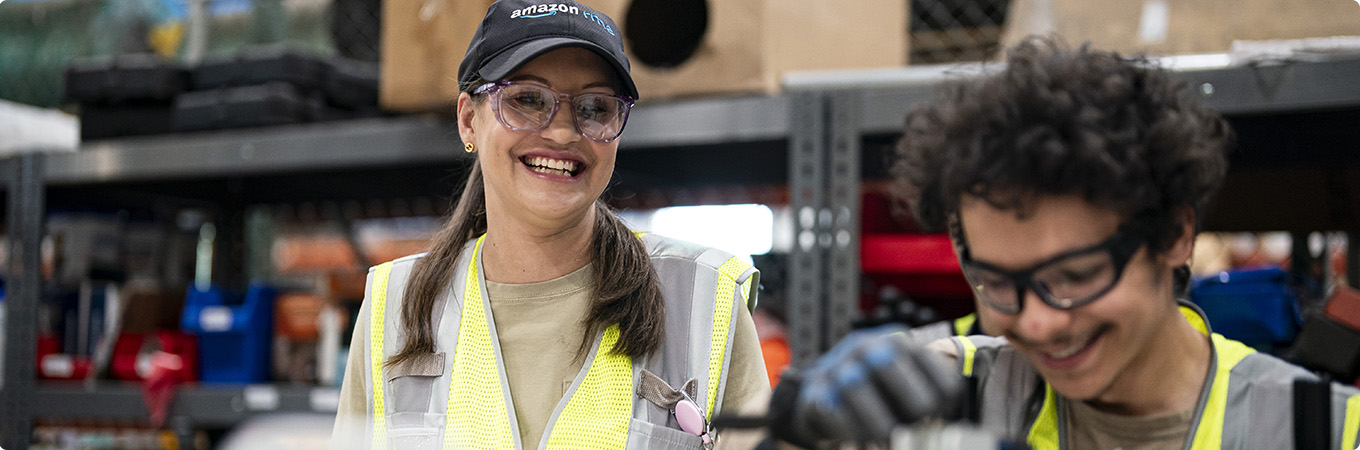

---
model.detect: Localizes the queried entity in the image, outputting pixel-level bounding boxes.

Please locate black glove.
[768,324,965,447]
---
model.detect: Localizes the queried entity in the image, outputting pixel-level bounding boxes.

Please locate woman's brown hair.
[385,86,664,368]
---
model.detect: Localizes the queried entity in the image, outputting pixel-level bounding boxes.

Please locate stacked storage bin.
[65,54,186,139]
[65,47,381,138]
[180,284,277,383]
[176,46,380,132]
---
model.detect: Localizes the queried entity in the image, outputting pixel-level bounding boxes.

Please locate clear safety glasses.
[474,81,635,143]
[958,225,1147,314]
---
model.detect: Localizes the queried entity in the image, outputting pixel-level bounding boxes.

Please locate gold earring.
[464,142,476,153]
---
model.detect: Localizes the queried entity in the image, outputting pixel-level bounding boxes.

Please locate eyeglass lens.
[496,83,628,141]
[963,249,1119,312]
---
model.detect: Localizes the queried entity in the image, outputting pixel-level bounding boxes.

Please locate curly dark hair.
[894,37,1233,256]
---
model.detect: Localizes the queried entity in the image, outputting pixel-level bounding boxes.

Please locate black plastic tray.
[80,102,176,139]
[174,82,323,132]
[192,46,328,92]
[65,54,187,104]
[324,58,379,110]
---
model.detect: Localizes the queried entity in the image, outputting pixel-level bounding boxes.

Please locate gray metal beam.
[34,383,340,429]
[3,154,43,450]
[856,84,943,136]
[1350,230,1359,290]
[45,96,791,187]
[622,95,790,149]
[826,92,862,346]
[788,92,827,368]
[50,117,468,185]
[795,57,1360,137]
[1179,58,1360,115]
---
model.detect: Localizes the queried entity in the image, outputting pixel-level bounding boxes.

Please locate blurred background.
[1,0,1359,448]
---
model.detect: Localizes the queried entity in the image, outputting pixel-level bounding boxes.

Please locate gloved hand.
[768,324,965,447]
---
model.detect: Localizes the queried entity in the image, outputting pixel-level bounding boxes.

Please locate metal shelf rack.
[35,382,340,427]
[0,94,795,450]
[783,55,1360,371]
[3,55,1360,449]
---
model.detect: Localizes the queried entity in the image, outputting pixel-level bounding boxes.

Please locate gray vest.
[358,234,759,450]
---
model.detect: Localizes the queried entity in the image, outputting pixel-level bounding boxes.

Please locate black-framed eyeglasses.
[474,81,635,143]
[958,224,1146,315]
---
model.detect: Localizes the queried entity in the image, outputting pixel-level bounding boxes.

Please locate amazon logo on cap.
[509,3,616,36]
[510,3,580,18]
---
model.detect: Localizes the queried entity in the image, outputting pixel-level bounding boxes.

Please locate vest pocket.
[388,373,438,414]
[388,419,441,449]
[385,352,444,416]
[628,418,704,449]
[384,372,443,446]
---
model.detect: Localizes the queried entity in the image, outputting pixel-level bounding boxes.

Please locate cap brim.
[477,37,640,100]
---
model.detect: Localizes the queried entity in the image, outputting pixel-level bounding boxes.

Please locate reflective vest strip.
[544,324,632,450]
[369,261,394,450]
[741,276,754,307]
[1342,394,1360,450]
[539,231,649,448]
[953,314,977,336]
[1180,306,1209,335]
[958,336,977,377]
[443,235,517,449]
[1022,310,1250,449]
[1188,334,1255,450]
[1026,385,1060,450]
[709,257,752,419]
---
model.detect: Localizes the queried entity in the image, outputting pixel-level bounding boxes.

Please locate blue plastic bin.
[181,284,276,383]
[1190,266,1302,353]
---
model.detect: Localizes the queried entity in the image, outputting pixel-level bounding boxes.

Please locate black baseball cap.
[458,0,639,99]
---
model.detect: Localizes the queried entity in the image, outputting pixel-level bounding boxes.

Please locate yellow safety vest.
[953,304,1360,450]
[365,234,758,450]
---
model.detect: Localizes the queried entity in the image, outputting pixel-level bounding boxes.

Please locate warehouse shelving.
[35,382,339,426]
[780,54,1360,366]
[3,54,1360,449]
[0,94,796,450]
[43,95,790,187]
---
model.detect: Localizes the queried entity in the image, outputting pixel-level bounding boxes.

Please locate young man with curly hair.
[764,38,1360,450]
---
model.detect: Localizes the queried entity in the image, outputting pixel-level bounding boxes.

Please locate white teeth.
[529,165,571,176]
[1047,338,1092,359]
[1050,345,1082,359]
[524,156,579,175]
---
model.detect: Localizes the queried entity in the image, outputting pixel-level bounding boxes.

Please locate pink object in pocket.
[674,395,712,445]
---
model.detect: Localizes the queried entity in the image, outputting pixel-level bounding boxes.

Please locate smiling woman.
[331,1,769,449]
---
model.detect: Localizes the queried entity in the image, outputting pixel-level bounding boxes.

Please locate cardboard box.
[380,0,907,110]
[1002,0,1360,57]
[587,0,907,99]
[381,0,496,112]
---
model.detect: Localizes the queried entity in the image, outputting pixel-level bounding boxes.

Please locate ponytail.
[387,162,486,367]
[586,201,664,356]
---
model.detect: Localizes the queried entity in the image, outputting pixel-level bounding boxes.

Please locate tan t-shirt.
[488,263,770,449]
[1065,399,1194,450]
[486,265,594,449]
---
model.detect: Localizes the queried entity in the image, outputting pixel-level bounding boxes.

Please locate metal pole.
[2,154,44,450]
[826,92,862,346]
[1349,230,1358,289]
[788,92,827,368]
[1291,232,1319,292]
